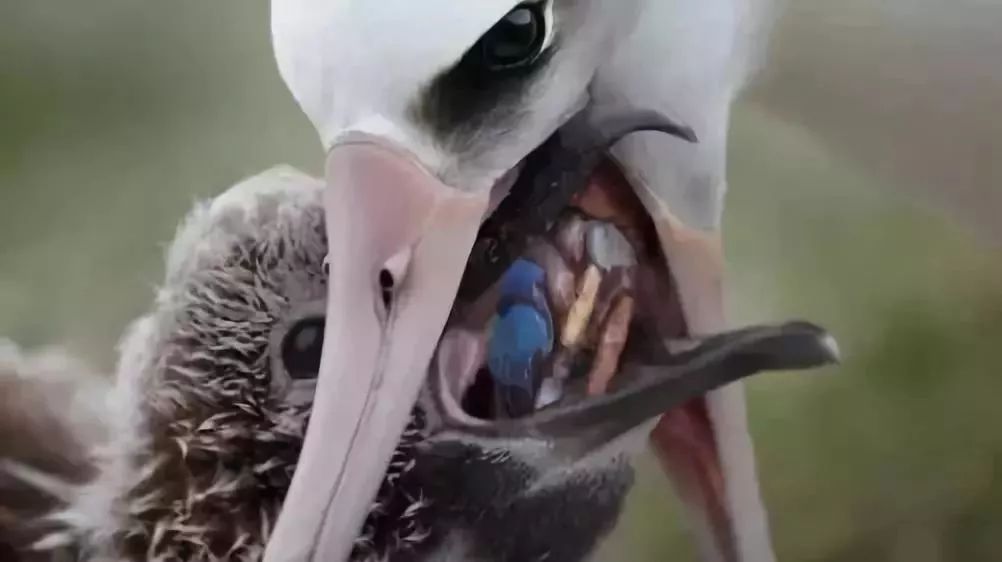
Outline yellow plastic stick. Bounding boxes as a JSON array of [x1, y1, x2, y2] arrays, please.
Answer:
[[560, 265, 602, 348]]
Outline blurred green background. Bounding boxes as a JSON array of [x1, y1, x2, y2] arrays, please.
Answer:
[[1, 2, 999, 560]]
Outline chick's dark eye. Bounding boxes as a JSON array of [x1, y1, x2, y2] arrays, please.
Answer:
[[480, 3, 545, 70], [281, 316, 325, 380]]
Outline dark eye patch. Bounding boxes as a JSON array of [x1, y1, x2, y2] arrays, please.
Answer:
[[411, 3, 556, 146]]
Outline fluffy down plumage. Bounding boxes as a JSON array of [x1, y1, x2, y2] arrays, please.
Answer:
[[0, 167, 430, 562]]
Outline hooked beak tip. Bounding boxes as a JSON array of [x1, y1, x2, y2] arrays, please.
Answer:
[[676, 124, 698, 144], [819, 332, 842, 365], [766, 321, 842, 370]]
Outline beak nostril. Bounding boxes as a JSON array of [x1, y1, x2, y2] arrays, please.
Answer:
[[379, 268, 395, 310], [379, 247, 412, 312]]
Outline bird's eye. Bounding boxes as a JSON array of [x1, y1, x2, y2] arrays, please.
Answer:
[[281, 316, 325, 380], [480, 3, 546, 71]]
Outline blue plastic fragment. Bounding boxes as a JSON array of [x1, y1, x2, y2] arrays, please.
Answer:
[[486, 258, 554, 417]]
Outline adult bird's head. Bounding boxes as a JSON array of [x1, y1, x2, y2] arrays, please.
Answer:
[[268, 1, 795, 561]]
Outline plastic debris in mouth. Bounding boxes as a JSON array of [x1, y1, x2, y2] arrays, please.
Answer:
[[444, 105, 700, 421], [483, 219, 639, 419], [456, 203, 662, 420], [486, 258, 554, 419]]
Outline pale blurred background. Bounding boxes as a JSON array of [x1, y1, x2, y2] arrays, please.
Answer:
[[1, 2, 1000, 560]]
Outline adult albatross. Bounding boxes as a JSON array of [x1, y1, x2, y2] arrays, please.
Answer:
[[267, 0, 794, 561], [0, 171, 835, 562]]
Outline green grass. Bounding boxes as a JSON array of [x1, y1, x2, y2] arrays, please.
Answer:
[[2, 2, 1000, 560]]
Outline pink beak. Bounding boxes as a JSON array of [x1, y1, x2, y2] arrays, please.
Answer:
[[264, 138, 490, 561]]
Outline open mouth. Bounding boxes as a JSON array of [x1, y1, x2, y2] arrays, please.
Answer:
[[423, 128, 744, 553], [434, 154, 696, 428]]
